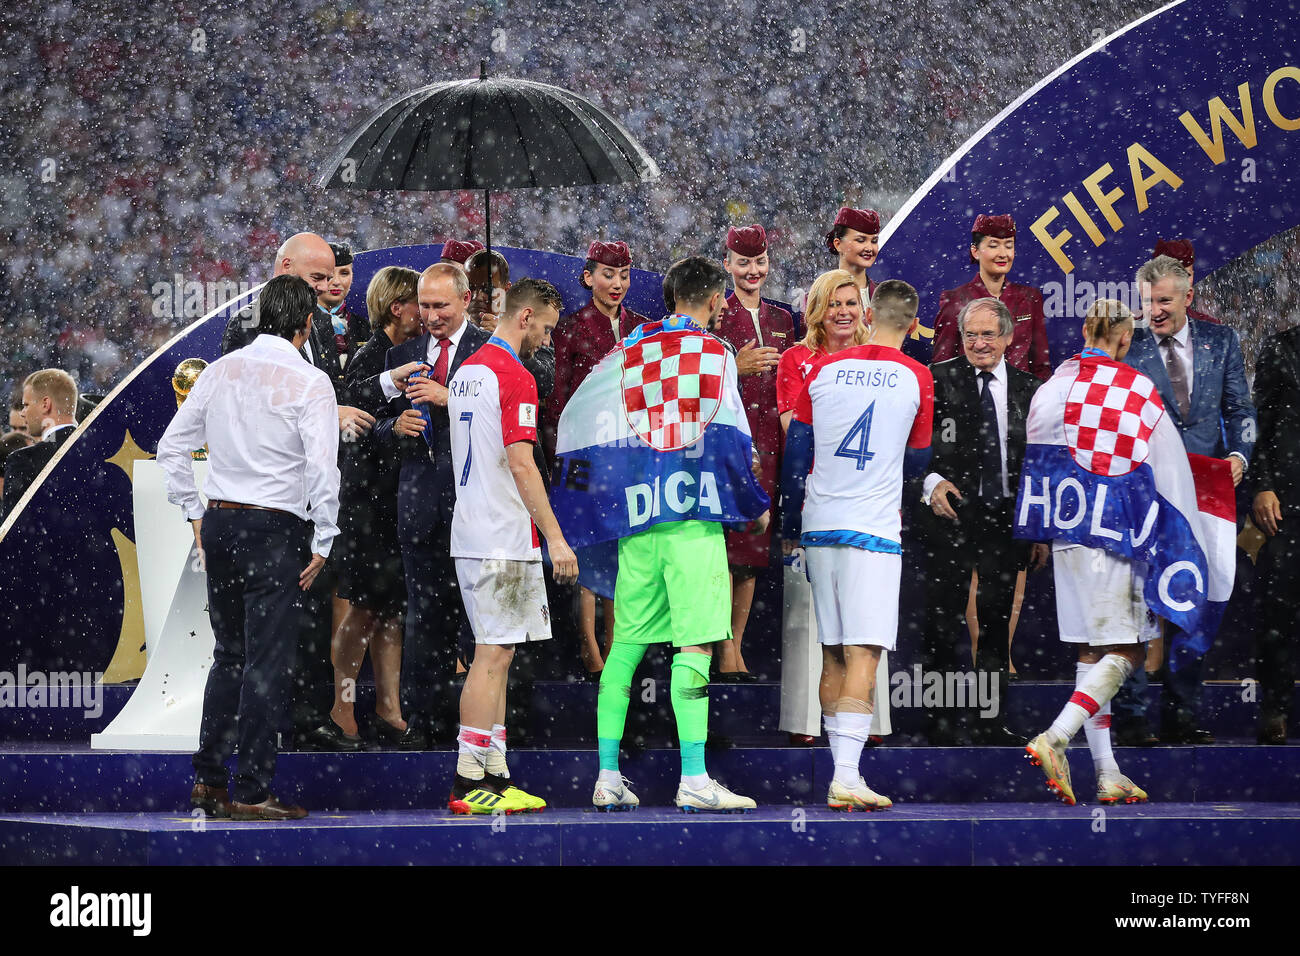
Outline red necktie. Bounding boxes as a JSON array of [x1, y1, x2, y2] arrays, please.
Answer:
[[432, 338, 452, 385]]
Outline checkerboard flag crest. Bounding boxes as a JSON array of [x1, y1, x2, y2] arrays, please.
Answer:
[[1063, 360, 1165, 476], [620, 332, 727, 451]]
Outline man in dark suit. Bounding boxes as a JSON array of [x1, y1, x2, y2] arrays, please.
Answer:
[[915, 298, 1046, 745], [1113, 254, 1255, 745], [373, 263, 491, 744], [1249, 326, 1300, 744], [3, 369, 79, 518]]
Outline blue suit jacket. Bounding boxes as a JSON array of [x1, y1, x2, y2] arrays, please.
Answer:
[[374, 322, 491, 545], [1124, 320, 1256, 462]]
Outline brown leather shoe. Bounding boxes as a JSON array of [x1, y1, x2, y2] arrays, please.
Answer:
[[1258, 715, 1288, 745], [230, 795, 308, 821], [190, 783, 231, 818]]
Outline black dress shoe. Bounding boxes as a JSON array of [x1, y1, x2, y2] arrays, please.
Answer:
[[373, 716, 427, 751], [1161, 725, 1215, 745], [301, 721, 365, 752], [713, 672, 746, 684], [1258, 715, 1288, 745], [1114, 721, 1160, 747]]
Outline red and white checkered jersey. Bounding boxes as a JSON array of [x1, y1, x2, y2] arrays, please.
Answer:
[[1063, 360, 1164, 476], [791, 345, 934, 544], [449, 340, 541, 560]]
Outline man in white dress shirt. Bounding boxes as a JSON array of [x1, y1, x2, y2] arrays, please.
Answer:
[[914, 297, 1046, 745], [159, 275, 341, 820]]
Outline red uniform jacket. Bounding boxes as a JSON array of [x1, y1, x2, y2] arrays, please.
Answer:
[[932, 274, 1052, 381], [543, 300, 646, 458], [713, 294, 794, 567]]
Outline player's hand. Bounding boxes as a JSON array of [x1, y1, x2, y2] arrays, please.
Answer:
[[1028, 542, 1050, 571], [299, 553, 327, 591], [338, 405, 375, 441], [394, 408, 427, 438], [735, 339, 779, 376], [1254, 490, 1282, 537], [406, 376, 448, 407], [388, 361, 430, 390], [749, 510, 770, 534], [1227, 455, 1244, 487], [549, 540, 579, 585], [931, 480, 962, 520]]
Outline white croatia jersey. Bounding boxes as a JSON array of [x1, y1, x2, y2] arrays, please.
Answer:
[[449, 338, 541, 561], [792, 344, 934, 546]]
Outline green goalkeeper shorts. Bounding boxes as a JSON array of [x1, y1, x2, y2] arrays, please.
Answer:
[[613, 520, 732, 647]]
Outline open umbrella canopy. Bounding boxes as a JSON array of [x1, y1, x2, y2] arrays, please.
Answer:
[[316, 66, 661, 192]]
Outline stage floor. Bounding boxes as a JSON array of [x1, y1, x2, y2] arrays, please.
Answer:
[[3, 802, 1297, 866]]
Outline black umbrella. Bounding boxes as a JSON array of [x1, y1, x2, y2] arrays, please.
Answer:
[[317, 62, 660, 263]]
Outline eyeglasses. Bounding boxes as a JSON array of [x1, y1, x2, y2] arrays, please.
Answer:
[[962, 331, 1005, 343]]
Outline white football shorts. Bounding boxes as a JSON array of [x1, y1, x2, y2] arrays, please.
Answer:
[[1053, 544, 1156, 646], [455, 557, 553, 645], [804, 545, 900, 650]]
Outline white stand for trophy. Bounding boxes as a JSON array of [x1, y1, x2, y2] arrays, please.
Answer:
[[91, 460, 214, 751], [780, 548, 891, 737]]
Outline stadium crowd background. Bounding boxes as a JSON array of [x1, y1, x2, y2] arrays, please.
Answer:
[[3, 0, 1294, 404]]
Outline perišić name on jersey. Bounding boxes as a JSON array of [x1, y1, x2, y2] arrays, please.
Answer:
[[829, 366, 901, 390]]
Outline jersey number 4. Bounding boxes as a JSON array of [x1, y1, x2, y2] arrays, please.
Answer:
[[834, 402, 876, 471], [458, 411, 473, 486]]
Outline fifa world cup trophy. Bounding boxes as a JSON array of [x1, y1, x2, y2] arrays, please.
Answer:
[[172, 358, 209, 461]]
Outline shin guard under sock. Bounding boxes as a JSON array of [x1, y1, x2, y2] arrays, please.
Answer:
[[597, 642, 647, 773]]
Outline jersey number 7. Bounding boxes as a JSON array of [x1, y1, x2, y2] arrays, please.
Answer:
[[834, 402, 876, 471], [459, 411, 473, 485]]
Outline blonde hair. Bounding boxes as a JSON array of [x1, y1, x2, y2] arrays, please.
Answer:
[[1083, 298, 1134, 346], [366, 266, 420, 333], [23, 369, 78, 416], [801, 270, 869, 352]]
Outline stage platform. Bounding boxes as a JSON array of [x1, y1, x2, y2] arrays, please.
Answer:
[[2, 803, 1297, 866]]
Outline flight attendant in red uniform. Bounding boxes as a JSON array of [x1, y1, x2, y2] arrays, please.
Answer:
[[710, 224, 792, 681], [545, 240, 648, 677], [1153, 238, 1221, 324], [827, 207, 881, 309], [931, 214, 1052, 380]]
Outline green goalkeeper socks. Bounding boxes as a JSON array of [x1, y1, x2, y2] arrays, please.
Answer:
[[597, 641, 647, 772], [671, 651, 711, 778]]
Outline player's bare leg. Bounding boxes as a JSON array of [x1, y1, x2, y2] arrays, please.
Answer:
[[1026, 643, 1146, 805], [452, 644, 540, 813], [826, 644, 891, 811]]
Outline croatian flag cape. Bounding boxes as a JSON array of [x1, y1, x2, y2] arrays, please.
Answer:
[[1013, 352, 1235, 671], [551, 315, 770, 597]]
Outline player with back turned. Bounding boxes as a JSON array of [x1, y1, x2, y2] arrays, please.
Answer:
[[446, 278, 579, 815], [780, 280, 934, 811]]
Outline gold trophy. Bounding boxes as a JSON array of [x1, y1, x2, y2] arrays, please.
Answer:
[[172, 358, 209, 461]]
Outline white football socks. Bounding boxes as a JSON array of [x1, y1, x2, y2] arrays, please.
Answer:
[[1049, 655, 1134, 747], [1075, 662, 1121, 774], [833, 705, 873, 787]]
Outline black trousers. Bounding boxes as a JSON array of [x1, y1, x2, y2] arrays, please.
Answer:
[[400, 534, 472, 736], [1255, 520, 1300, 721], [920, 499, 1020, 730], [193, 508, 309, 804]]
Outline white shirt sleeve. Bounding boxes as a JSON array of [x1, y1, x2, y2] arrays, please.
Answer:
[[300, 373, 342, 556], [379, 369, 402, 401], [156, 373, 213, 521], [921, 471, 946, 504]]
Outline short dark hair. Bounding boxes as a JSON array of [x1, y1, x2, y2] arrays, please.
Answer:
[[870, 279, 920, 331], [664, 257, 726, 309], [505, 278, 563, 319], [0, 431, 32, 469], [258, 275, 316, 341], [466, 249, 510, 284]]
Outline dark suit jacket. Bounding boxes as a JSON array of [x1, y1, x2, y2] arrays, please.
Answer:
[[374, 322, 491, 544], [1123, 320, 1255, 461], [1251, 326, 1300, 500], [912, 357, 1040, 539], [221, 298, 346, 396], [2, 426, 74, 518]]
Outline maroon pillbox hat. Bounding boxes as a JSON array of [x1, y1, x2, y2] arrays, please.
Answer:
[[586, 240, 632, 268], [440, 239, 484, 265], [1153, 239, 1196, 269], [970, 214, 1016, 262], [726, 224, 768, 258], [825, 207, 881, 252]]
